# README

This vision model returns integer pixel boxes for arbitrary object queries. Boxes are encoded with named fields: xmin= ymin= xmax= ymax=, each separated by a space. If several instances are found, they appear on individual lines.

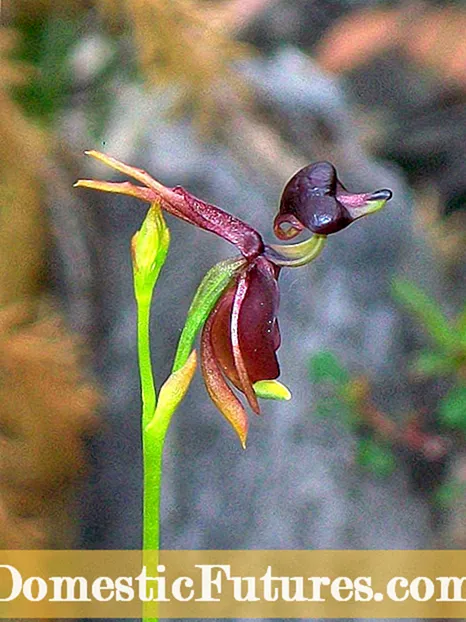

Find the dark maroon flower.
xmin=76 ymin=152 xmax=393 ymax=446
xmin=200 ymin=256 xmax=280 ymax=447
xmin=274 ymin=161 xmax=392 ymax=239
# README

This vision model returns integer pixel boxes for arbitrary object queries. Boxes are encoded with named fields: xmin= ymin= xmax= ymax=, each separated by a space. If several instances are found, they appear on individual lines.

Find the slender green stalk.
xmin=142 ymin=434 xmax=162 ymax=622
xmin=137 ymin=292 xmax=157 ymax=430
xmin=136 ymin=290 xmax=160 ymax=622
xmin=136 ymin=286 xmax=197 ymax=622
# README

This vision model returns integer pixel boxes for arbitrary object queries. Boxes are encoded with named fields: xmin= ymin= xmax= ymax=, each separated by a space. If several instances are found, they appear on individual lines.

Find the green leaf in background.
xmin=433 ymin=480 xmax=466 ymax=509
xmin=391 ymin=278 xmax=456 ymax=352
xmin=356 ymin=438 xmax=396 ymax=477
xmin=412 ymin=351 xmax=455 ymax=377
xmin=313 ymin=396 xmax=357 ymax=427
xmin=13 ymin=14 xmax=81 ymax=124
xmin=314 ymin=397 xmax=344 ymax=418
xmin=456 ymin=303 xmax=466 ymax=346
xmin=438 ymin=384 xmax=466 ymax=432
xmin=308 ymin=351 xmax=350 ymax=385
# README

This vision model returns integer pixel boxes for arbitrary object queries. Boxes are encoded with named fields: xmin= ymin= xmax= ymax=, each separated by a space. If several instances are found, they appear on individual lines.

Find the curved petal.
xmin=231 ymin=273 xmax=260 ymax=414
xmin=201 ymin=305 xmax=248 ymax=448
xmin=237 ymin=257 xmax=280 ymax=384
xmin=211 ymin=258 xmax=281 ymax=390
xmin=172 ymin=186 xmax=264 ymax=260
xmin=78 ymin=152 xmax=264 ymax=260
xmin=273 ymin=213 xmax=305 ymax=241
xmin=210 ymin=287 xmax=239 ymax=386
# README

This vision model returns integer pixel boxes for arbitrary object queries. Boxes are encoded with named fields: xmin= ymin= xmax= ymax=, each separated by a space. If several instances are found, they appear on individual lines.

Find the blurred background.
xmin=1 ymin=0 xmax=465 ymax=615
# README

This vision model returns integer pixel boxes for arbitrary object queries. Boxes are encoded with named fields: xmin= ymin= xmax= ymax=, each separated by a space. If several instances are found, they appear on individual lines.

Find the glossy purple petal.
xmin=230 ymin=273 xmax=260 ymax=414
xmin=238 ymin=257 xmax=280 ymax=383
xmin=276 ymin=162 xmax=351 ymax=236
xmin=275 ymin=161 xmax=392 ymax=237
xmin=211 ymin=257 xmax=280 ymax=393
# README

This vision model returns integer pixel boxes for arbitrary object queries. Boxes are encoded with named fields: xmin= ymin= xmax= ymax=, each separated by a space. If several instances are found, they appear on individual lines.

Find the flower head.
xmin=274 ymin=161 xmax=392 ymax=239
xmin=75 ymin=152 xmax=392 ymax=447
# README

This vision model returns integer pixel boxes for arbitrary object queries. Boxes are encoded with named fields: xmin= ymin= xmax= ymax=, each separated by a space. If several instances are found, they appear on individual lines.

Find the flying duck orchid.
xmin=75 ymin=152 xmax=392 ymax=446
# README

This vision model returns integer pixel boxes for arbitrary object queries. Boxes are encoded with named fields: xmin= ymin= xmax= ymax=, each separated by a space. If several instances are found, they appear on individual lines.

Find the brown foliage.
xmin=97 ymin=0 xmax=254 ymax=128
xmin=316 ymin=3 xmax=466 ymax=89
xmin=0 ymin=304 xmax=101 ymax=548
xmin=0 ymin=29 xmax=101 ymax=548
xmin=0 ymin=28 xmax=48 ymax=306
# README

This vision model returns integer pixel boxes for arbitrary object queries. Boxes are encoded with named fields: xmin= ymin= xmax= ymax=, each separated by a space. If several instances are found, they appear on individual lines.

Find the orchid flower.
xmin=76 ymin=152 xmax=392 ymax=447
xmin=274 ymin=161 xmax=392 ymax=239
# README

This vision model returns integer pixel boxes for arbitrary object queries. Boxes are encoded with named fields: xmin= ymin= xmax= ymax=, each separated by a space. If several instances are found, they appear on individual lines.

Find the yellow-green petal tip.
xmin=253 ymin=380 xmax=292 ymax=401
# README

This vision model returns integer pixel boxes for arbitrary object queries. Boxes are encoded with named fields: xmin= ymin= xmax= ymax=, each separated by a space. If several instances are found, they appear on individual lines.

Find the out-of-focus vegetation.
xmin=0 ymin=6 xmax=103 ymax=549
xmin=9 ymin=0 xmax=256 ymax=132
xmin=316 ymin=4 xmax=466 ymax=87
xmin=316 ymin=2 xmax=466 ymax=261
xmin=309 ymin=279 xmax=466 ymax=504
xmin=0 ymin=304 xmax=101 ymax=547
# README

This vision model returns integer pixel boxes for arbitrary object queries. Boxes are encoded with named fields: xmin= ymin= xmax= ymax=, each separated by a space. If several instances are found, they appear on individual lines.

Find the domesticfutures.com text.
xmin=2 ymin=564 xmax=466 ymax=604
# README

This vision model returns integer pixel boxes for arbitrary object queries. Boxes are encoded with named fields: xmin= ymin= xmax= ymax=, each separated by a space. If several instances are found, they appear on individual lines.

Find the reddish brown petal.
xmin=211 ymin=259 xmax=281 ymax=391
xmin=210 ymin=288 xmax=239 ymax=387
xmin=230 ymin=273 xmax=260 ymax=414
xmin=201 ymin=306 xmax=248 ymax=448
xmin=80 ymin=152 xmax=264 ymax=260
xmin=171 ymin=186 xmax=264 ymax=260
xmin=273 ymin=213 xmax=305 ymax=241
xmin=237 ymin=257 xmax=280 ymax=384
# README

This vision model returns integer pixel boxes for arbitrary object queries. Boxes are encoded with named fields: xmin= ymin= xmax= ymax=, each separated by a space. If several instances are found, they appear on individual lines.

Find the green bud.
xmin=132 ymin=201 xmax=170 ymax=299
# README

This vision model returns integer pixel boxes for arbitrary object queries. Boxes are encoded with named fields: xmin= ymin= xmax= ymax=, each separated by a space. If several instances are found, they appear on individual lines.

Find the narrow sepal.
xmin=147 ymin=350 xmax=197 ymax=434
xmin=172 ymin=257 xmax=247 ymax=373
xmin=201 ymin=309 xmax=248 ymax=448
xmin=84 ymin=150 xmax=168 ymax=195
xmin=74 ymin=179 xmax=155 ymax=202
xmin=77 ymin=151 xmax=264 ymax=259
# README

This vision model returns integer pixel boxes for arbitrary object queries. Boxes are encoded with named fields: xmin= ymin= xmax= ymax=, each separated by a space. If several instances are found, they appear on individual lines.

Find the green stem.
xmin=142 ymin=419 xmax=164 ymax=622
xmin=136 ymin=290 xmax=161 ymax=622
xmin=137 ymin=291 xmax=156 ymax=430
